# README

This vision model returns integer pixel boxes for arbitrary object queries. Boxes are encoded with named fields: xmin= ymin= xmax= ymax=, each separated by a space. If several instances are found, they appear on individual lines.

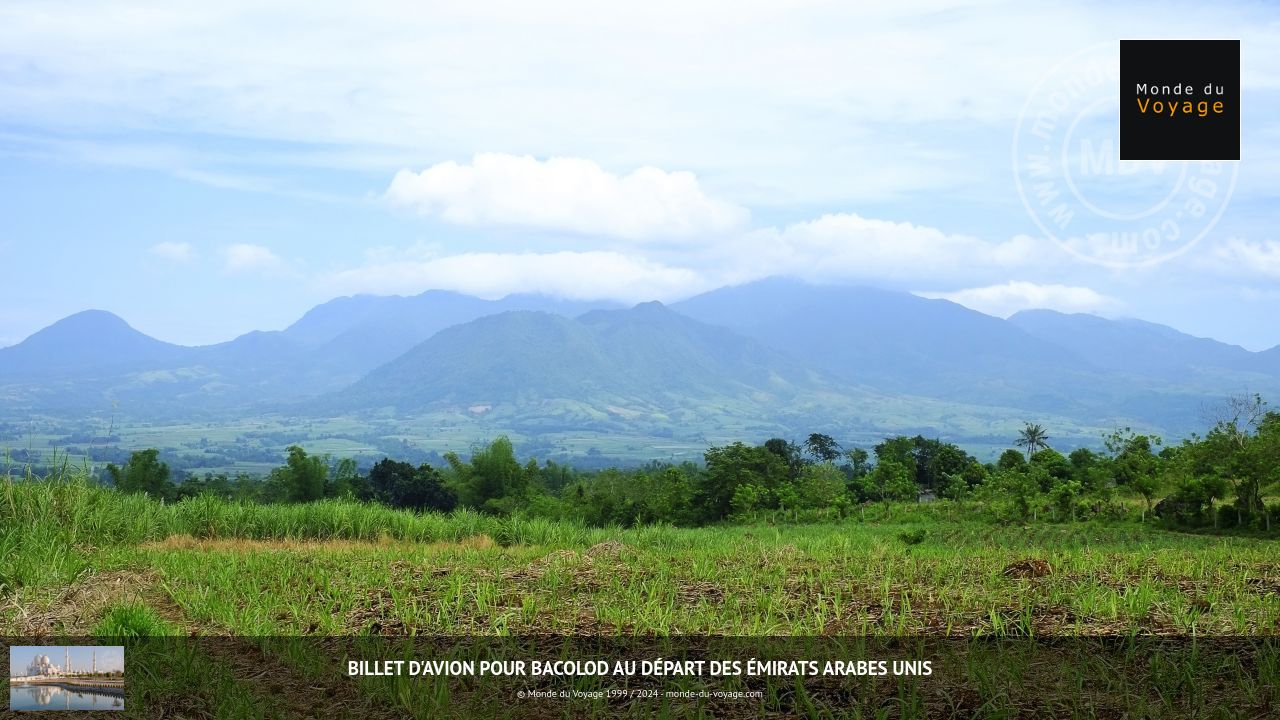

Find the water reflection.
xmin=27 ymin=684 xmax=58 ymax=706
xmin=8 ymin=683 xmax=125 ymax=711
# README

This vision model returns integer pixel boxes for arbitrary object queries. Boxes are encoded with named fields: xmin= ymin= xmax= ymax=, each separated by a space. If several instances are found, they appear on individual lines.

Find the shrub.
xmin=897 ymin=527 xmax=928 ymax=546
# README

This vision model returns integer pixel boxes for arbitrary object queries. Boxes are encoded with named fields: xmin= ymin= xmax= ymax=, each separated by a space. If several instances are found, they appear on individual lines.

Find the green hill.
xmin=330 ymin=303 xmax=824 ymax=417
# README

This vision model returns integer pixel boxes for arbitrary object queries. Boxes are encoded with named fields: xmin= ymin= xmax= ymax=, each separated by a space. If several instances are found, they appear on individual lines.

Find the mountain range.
xmin=0 ymin=292 xmax=609 ymax=415
xmin=2 ymin=278 xmax=1277 ymax=443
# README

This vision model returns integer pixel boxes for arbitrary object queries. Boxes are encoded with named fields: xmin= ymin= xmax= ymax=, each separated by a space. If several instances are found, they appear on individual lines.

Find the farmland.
xmin=3 ymin=476 xmax=1279 ymax=718
xmin=1 ymin=398 xmax=1116 ymax=479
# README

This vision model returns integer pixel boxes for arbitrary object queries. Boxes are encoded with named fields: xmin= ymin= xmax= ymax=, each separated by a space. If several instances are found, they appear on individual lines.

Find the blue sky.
xmin=9 ymin=646 xmax=124 ymax=677
xmin=1 ymin=1 xmax=1278 ymax=349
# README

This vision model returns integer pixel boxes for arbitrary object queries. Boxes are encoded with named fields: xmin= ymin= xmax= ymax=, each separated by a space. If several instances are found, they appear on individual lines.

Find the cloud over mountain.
xmin=323 ymin=250 xmax=707 ymax=303
xmin=916 ymin=281 xmax=1119 ymax=318
xmin=386 ymin=154 xmax=747 ymax=240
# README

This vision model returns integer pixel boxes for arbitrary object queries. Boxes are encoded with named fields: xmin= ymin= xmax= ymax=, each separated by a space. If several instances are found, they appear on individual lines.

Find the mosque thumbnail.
xmin=25 ymin=654 xmax=63 ymax=677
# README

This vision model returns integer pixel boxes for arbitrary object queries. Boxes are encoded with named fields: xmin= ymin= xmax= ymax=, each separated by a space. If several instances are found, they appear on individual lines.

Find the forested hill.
xmin=326 ymin=302 xmax=827 ymax=414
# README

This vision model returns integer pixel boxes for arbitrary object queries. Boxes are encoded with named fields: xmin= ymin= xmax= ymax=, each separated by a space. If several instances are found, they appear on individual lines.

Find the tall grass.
xmin=1 ymin=471 xmax=617 ymax=595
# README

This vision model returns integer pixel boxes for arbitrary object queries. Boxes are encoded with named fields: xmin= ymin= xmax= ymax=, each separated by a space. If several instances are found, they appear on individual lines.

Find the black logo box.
xmin=1120 ymin=39 xmax=1240 ymax=160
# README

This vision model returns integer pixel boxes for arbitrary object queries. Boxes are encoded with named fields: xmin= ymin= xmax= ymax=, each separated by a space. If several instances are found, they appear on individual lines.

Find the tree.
xmin=1029 ymin=448 xmax=1072 ymax=492
xmin=645 ymin=467 xmax=695 ymax=525
xmin=869 ymin=460 xmax=915 ymax=517
xmin=277 ymin=445 xmax=329 ymax=502
xmin=537 ymin=459 xmax=576 ymax=494
xmin=844 ymin=448 xmax=871 ymax=478
xmin=874 ymin=436 xmax=912 ymax=463
xmin=918 ymin=439 xmax=977 ymax=492
xmin=960 ymin=458 xmax=988 ymax=491
xmin=1166 ymin=395 xmax=1278 ymax=530
xmin=873 ymin=437 xmax=918 ymax=484
xmin=1108 ymin=432 xmax=1163 ymax=520
xmin=763 ymin=438 xmax=805 ymax=479
xmin=986 ymin=468 xmax=1039 ymax=521
xmin=329 ymin=457 xmax=365 ymax=499
xmin=996 ymin=449 xmax=1027 ymax=472
xmin=1068 ymin=447 xmax=1110 ymax=492
xmin=1015 ymin=423 xmax=1050 ymax=460
xmin=106 ymin=448 xmax=173 ymax=499
xmin=1158 ymin=472 xmax=1228 ymax=527
xmin=1051 ymin=479 xmax=1083 ymax=522
xmin=368 ymin=459 xmax=414 ymax=506
xmin=775 ymin=483 xmax=802 ymax=521
xmin=729 ymin=483 xmax=765 ymax=522
xmin=700 ymin=442 xmax=790 ymax=522
xmin=797 ymin=462 xmax=848 ymax=514
xmin=1213 ymin=397 xmax=1278 ymax=531
xmin=448 ymin=436 xmax=527 ymax=513
xmin=399 ymin=464 xmax=458 ymax=512
xmin=803 ymin=433 xmax=842 ymax=463
xmin=1252 ymin=412 xmax=1280 ymax=531
xmin=174 ymin=472 xmax=233 ymax=501
xmin=940 ymin=472 xmax=969 ymax=501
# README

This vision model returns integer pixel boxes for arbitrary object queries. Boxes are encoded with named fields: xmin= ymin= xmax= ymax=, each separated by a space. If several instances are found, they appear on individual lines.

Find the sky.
xmin=1 ymin=1 xmax=1278 ymax=350
xmin=9 ymin=646 xmax=125 ymax=677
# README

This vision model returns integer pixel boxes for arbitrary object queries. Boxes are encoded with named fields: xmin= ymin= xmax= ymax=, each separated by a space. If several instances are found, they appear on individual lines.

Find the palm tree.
xmin=1016 ymin=423 xmax=1050 ymax=460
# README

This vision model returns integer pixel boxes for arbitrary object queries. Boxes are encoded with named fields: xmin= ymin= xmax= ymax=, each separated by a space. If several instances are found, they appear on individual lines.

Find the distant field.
xmin=2 ymin=407 xmax=1121 ymax=477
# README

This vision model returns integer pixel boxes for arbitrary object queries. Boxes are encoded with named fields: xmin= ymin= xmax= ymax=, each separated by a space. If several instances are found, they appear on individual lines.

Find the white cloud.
xmin=149 ymin=241 xmax=194 ymax=263
xmin=320 ymin=210 xmax=1077 ymax=305
xmin=720 ymin=214 xmax=1051 ymax=285
xmin=5 ymin=2 xmax=1274 ymax=204
xmin=385 ymin=154 xmax=747 ymax=240
xmin=322 ymin=250 xmax=707 ymax=303
xmin=915 ymin=281 xmax=1118 ymax=318
xmin=1206 ymin=237 xmax=1280 ymax=279
xmin=223 ymin=243 xmax=283 ymax=273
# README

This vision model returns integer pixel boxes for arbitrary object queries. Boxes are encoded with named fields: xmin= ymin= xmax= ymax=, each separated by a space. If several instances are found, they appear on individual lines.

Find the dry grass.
xmin=8 ymin=569 xmax=164 ymax=636
xmin=139 ymin=533 xmax=499 ymax=554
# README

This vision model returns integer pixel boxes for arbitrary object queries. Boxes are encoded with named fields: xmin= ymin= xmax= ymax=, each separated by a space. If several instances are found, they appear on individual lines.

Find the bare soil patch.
xmin=12 ymin=569 xmax=168 ymax=636
xmin=1002 ymin=558 xmax=1053 ymax=579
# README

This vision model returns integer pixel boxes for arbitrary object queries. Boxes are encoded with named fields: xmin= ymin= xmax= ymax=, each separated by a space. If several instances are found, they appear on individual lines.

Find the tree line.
xmin=101 ymin=395 xmax=1280 ymax=532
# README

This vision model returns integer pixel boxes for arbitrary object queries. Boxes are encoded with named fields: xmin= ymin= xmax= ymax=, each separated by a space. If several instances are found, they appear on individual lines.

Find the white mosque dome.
xmin=26 ymin=653 xmax=62 ymax=676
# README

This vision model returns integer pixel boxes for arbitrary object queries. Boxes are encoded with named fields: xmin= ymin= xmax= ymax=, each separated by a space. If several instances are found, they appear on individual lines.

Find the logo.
xmin=1120 ymin=40 xmax=1240 ymax=160
xmin=1013 ymin=43 xmax=1238 ymax=268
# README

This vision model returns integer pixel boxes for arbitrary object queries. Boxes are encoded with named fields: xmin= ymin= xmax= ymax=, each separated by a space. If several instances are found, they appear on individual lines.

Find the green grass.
xmin=138 ymin=523 xmax=1280 ymax=637
xmin=5 ymin=476 xmax=1279 ymax=637
xmin=93 ymin=603 xmax=182 ymax=636
xmin=6 ymin=475 xmax=1280 ymax=718
xmin=0 ymin=475 xmax=614 ymax=595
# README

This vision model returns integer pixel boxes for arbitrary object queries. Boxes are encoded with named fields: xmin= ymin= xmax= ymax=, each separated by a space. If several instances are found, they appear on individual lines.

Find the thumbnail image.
xmin=8 ymin=646 xmax=125 ymax=712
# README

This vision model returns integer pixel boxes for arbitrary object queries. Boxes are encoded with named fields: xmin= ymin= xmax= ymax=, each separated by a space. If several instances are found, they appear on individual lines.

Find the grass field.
xmin=4 ymin=477 xmax=1279 ymax=718
xmin=5 ymin=476 xmax=1280 ymax=638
